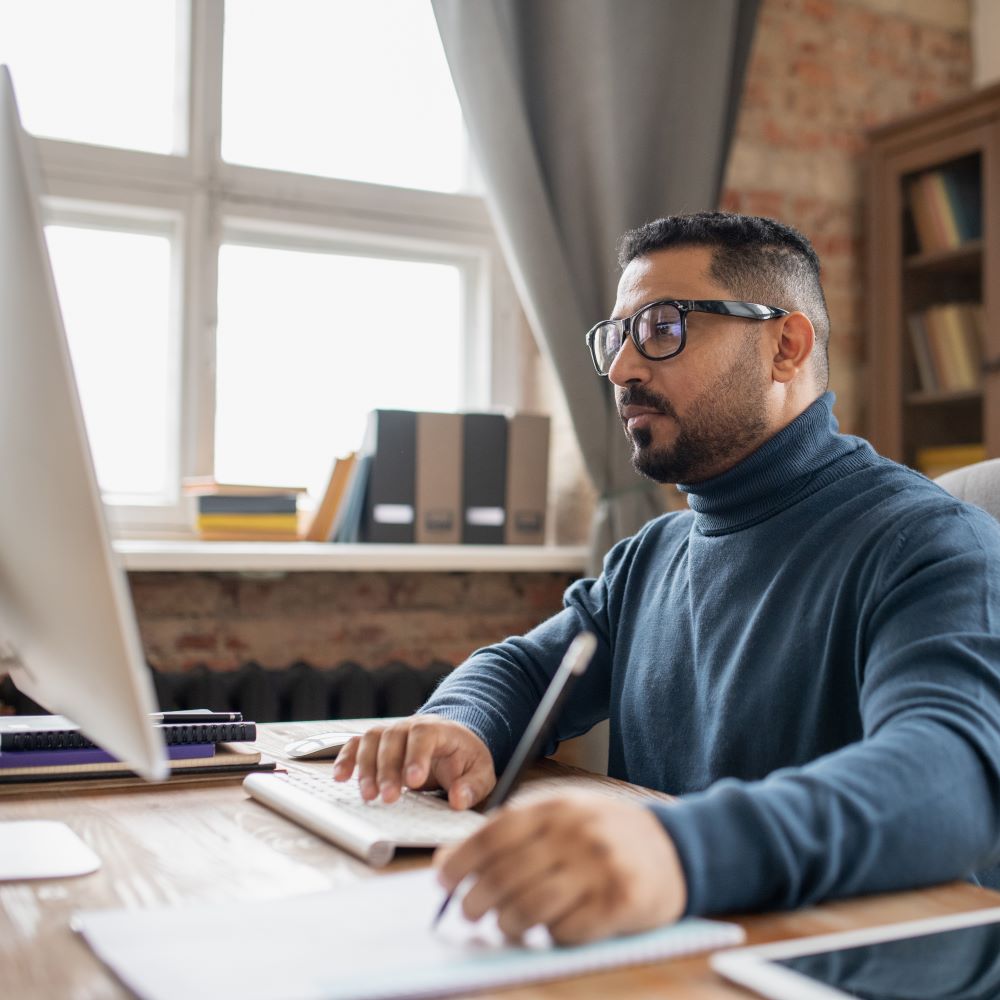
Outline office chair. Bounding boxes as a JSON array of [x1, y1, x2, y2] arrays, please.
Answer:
[[935, 458, 1000, 522]]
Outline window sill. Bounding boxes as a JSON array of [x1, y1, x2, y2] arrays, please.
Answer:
[[113, 540, 590, 574]]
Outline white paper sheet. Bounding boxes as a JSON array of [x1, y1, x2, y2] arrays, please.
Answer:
[[74, 868, 744, 1000]]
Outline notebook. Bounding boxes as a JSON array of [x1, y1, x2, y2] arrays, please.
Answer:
[[74, 868, 744, 1000], [0, 745, 273, 793], [0, 714, 256, 750]]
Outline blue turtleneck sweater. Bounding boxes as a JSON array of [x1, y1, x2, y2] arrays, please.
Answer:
[[421, 394, 1000, 916]]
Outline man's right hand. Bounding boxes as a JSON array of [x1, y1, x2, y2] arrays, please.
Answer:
[[332, 714, 496, 809]]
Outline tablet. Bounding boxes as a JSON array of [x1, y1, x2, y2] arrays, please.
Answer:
[[711, 904, 1000, 999]]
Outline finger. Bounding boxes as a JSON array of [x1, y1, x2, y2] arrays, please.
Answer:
[[401, 721, 445, 791], [436, 805, 544, 892], [460, 837, 562, 922], [496, 867, 590, 942], [354, 728, 385, 801], [445, 754, 496, 811], [547, 894, 618, 946], [375, 725, 409, 803], [332, 736, 359, 782]]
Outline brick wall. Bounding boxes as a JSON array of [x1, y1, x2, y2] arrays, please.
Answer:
[[720, 0, 973, 435], [130, 571, 574, 673]]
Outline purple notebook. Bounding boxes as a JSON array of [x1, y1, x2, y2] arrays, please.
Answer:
[[0, 743, 214, 769]]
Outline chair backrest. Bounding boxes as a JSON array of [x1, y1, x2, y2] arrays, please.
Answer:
[[935, 458, 1000, 522]]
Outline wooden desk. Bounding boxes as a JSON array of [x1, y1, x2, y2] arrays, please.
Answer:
[[2, 720, 999, 999]]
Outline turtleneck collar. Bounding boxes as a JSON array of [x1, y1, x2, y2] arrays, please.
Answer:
[[676, 392, 874, 536]]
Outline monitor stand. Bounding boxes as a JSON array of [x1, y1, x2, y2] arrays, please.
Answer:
[[0, 645, 102, 881]]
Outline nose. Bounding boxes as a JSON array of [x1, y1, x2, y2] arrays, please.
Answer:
[[607, 333, 651, 387]]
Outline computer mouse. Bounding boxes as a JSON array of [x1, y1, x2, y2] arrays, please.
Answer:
[[284, 731, 357, 760]]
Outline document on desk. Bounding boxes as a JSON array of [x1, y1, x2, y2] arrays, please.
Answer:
[[74, 869, 744, 1000]]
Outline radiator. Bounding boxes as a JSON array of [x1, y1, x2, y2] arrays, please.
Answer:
[[0, 660, 455, 723]]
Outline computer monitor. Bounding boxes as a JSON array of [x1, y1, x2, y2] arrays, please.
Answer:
[[0, 65, 167, 785]]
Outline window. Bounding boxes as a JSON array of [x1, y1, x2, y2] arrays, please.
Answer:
[[45, 224, 176, 499], [214, 242, 466, 496], [221, 0, 471, 192], [4, 1, 510, 534], [0, 0, 181, 153]]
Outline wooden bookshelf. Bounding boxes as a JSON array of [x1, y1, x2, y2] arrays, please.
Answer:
[[867, 85, 1000, 475]]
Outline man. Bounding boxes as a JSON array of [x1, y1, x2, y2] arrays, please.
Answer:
[[334, 212, 1000, 944]]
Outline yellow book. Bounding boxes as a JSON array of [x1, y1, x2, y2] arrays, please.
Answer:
[[197, 514, 299, 532], [916, 443, 986, 478], [197, 531, 300, 541]]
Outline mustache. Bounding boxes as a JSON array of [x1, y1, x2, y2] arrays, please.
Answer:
[[617, 386, 679, 420]]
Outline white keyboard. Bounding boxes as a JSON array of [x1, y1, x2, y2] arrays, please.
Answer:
[[244, 769, 486, 867]]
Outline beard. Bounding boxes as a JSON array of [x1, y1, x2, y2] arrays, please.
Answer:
[[618, 336, 770, 484]]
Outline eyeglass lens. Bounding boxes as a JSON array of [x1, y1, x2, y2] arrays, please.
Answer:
[[594, 302, 683, 372]]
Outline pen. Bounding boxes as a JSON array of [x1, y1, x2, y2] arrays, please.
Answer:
[[432, 630, 598, 928], [150, 711, 243, 724]]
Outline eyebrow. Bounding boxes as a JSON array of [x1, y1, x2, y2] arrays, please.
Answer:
[[610, 296, 684, 321]]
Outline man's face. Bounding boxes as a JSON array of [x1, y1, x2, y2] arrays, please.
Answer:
[[608, 246, 774, 484]]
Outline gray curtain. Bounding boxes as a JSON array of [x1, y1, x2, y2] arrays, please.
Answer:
[[432, 0, 760, 572]]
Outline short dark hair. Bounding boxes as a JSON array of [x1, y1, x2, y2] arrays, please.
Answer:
[[617, 211, 830, 387]]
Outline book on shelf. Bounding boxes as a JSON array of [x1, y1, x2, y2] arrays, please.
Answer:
[[330, 453, 373, 543], [916, 443, 986, 479], [908, 302, 984, 393], [182, 478, 308, 497], [195, 514, 299, 540], [0, 715, 257, 751], [197, 495, 299, 514], [305, 451, 357, 541], [907, 161, 982, 254]]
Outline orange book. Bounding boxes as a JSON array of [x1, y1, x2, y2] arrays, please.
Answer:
[[908, 175, 940, 253], [305, 452, 357, 542]]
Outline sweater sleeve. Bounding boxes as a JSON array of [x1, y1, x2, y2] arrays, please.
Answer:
[[416, 536, 632, 772], [653, 503, 1000, 916]]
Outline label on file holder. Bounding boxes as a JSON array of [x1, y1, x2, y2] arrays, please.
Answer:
[[466, 507, 505, 527], [373, 504, 414, 525]]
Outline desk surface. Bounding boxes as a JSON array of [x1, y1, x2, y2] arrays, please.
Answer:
[[3, 719, 999, 999]]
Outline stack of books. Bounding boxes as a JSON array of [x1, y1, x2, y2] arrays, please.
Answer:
[[907, 161, 982, 254], [907, 302, 984, 393], [0, 710, 273, 790], [314, 410, 550, 546], [183, 478, 306, 541]]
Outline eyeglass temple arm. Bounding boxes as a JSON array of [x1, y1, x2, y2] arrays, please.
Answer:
[[682, 301, 789, 320]]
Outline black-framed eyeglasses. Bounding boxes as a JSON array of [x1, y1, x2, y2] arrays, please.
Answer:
[[585, 299, 789, 376]]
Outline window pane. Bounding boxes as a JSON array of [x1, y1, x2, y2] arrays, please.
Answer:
[[0, 0, 179, 152], [222, 0, 468, 191], [215, 244, 463, 497], [45, 226, 174, 497]]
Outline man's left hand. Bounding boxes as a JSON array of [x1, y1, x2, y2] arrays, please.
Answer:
[[433, 791, 687, 945]]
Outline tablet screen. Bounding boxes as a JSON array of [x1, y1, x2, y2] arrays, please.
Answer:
[[774, 919, 1000, 999]]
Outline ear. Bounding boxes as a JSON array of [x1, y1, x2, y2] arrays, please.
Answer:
[[771, 311, 815, 384]]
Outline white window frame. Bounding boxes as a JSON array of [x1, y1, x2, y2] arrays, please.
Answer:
[[31, 0, 519, 537]]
